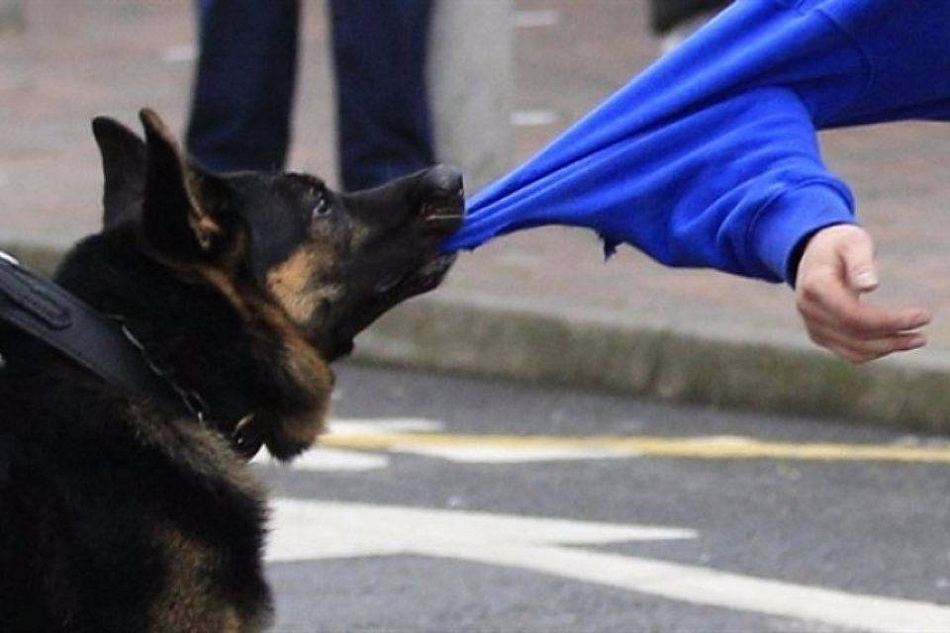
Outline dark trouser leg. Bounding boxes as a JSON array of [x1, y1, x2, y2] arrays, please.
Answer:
[[648, 0, 729, 34], [186, 0, 299, 172], [329, 0, 435, 191]]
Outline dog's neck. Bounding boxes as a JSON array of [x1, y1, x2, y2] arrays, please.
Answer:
[[119, 321, 266, 458], [53, 230, 330, 461]]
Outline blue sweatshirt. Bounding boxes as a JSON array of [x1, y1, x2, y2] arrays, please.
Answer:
[[441, 0, 950, 284]]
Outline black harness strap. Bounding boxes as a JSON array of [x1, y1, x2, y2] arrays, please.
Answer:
[[0, 251, 185, 414], [0, 251, 266, 459]]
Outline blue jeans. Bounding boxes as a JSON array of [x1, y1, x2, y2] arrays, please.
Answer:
[[186, 0, 435, 191]]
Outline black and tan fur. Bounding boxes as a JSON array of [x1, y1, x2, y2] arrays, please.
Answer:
[[0, 109, 463, 632]]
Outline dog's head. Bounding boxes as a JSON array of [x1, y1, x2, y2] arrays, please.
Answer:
[[89, 109, 463, 458]]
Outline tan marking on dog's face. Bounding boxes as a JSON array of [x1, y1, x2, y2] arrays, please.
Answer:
[[265, 247, 340, 327]]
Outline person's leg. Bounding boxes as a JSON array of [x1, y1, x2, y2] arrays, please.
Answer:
[[328, 0, 435, 191], [648, 0, 730, 53], [186, 0, 300, 172]]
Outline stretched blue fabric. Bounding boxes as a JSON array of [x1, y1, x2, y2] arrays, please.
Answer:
[[442, 0, 950, 284]]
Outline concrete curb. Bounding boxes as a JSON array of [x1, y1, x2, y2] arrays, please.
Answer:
[[6, 242, 949, 435], [352, 295, 950, 434]]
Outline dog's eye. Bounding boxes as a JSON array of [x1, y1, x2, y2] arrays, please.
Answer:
[[312, 194, 332, 220]]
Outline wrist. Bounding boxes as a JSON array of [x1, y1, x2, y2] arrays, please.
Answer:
[[749, 181, 855, 284]]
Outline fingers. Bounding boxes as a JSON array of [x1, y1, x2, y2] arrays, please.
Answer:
[[794, 225, 931, 364], [797, 285, 930, 362]]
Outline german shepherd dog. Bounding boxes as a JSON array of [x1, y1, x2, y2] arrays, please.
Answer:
[[0, 109, 463, 631]]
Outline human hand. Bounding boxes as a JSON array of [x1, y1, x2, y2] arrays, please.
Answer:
[[794, 224, 931, 363]]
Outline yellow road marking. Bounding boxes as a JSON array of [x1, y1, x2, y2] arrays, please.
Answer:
[[320, 432, 950, 464]]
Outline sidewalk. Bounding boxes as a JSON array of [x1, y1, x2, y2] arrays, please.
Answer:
[[2, 1, 950, 434]]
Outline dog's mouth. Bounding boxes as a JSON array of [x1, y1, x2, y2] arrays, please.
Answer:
[[316, 219, 462, 363], [373, 252, 457, 296], [422, 198, 466, 234], [369, 195, 463, 302], [372, 202, 463, 296]]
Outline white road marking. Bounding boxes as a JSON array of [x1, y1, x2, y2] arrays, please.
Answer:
[[266, 498, 695, 561], [252, 418, 441, 472], [253, 448, 388, 472], [268, 499, 950, 633]]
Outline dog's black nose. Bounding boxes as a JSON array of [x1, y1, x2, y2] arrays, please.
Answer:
[[421, 164, 464, 199]]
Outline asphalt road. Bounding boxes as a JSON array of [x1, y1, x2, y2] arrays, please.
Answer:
[[254, 364, 950, 633]]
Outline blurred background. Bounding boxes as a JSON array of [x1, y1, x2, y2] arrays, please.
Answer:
[[3, 0, 950, 392]]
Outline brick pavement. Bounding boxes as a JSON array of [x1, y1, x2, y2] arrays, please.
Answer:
[[2, 1, 950, 432]]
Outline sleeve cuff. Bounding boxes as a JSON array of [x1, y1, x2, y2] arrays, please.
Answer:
[[750, 181, 856, 284]]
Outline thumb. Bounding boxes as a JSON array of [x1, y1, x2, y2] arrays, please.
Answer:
[[838, 227, 878, 292]]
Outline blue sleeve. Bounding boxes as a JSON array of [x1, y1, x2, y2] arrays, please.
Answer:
[[442, 0, 950, 284]]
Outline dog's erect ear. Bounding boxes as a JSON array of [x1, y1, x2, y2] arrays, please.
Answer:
[[92, 116, 147, 230], [138, 108, 231, 261]]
